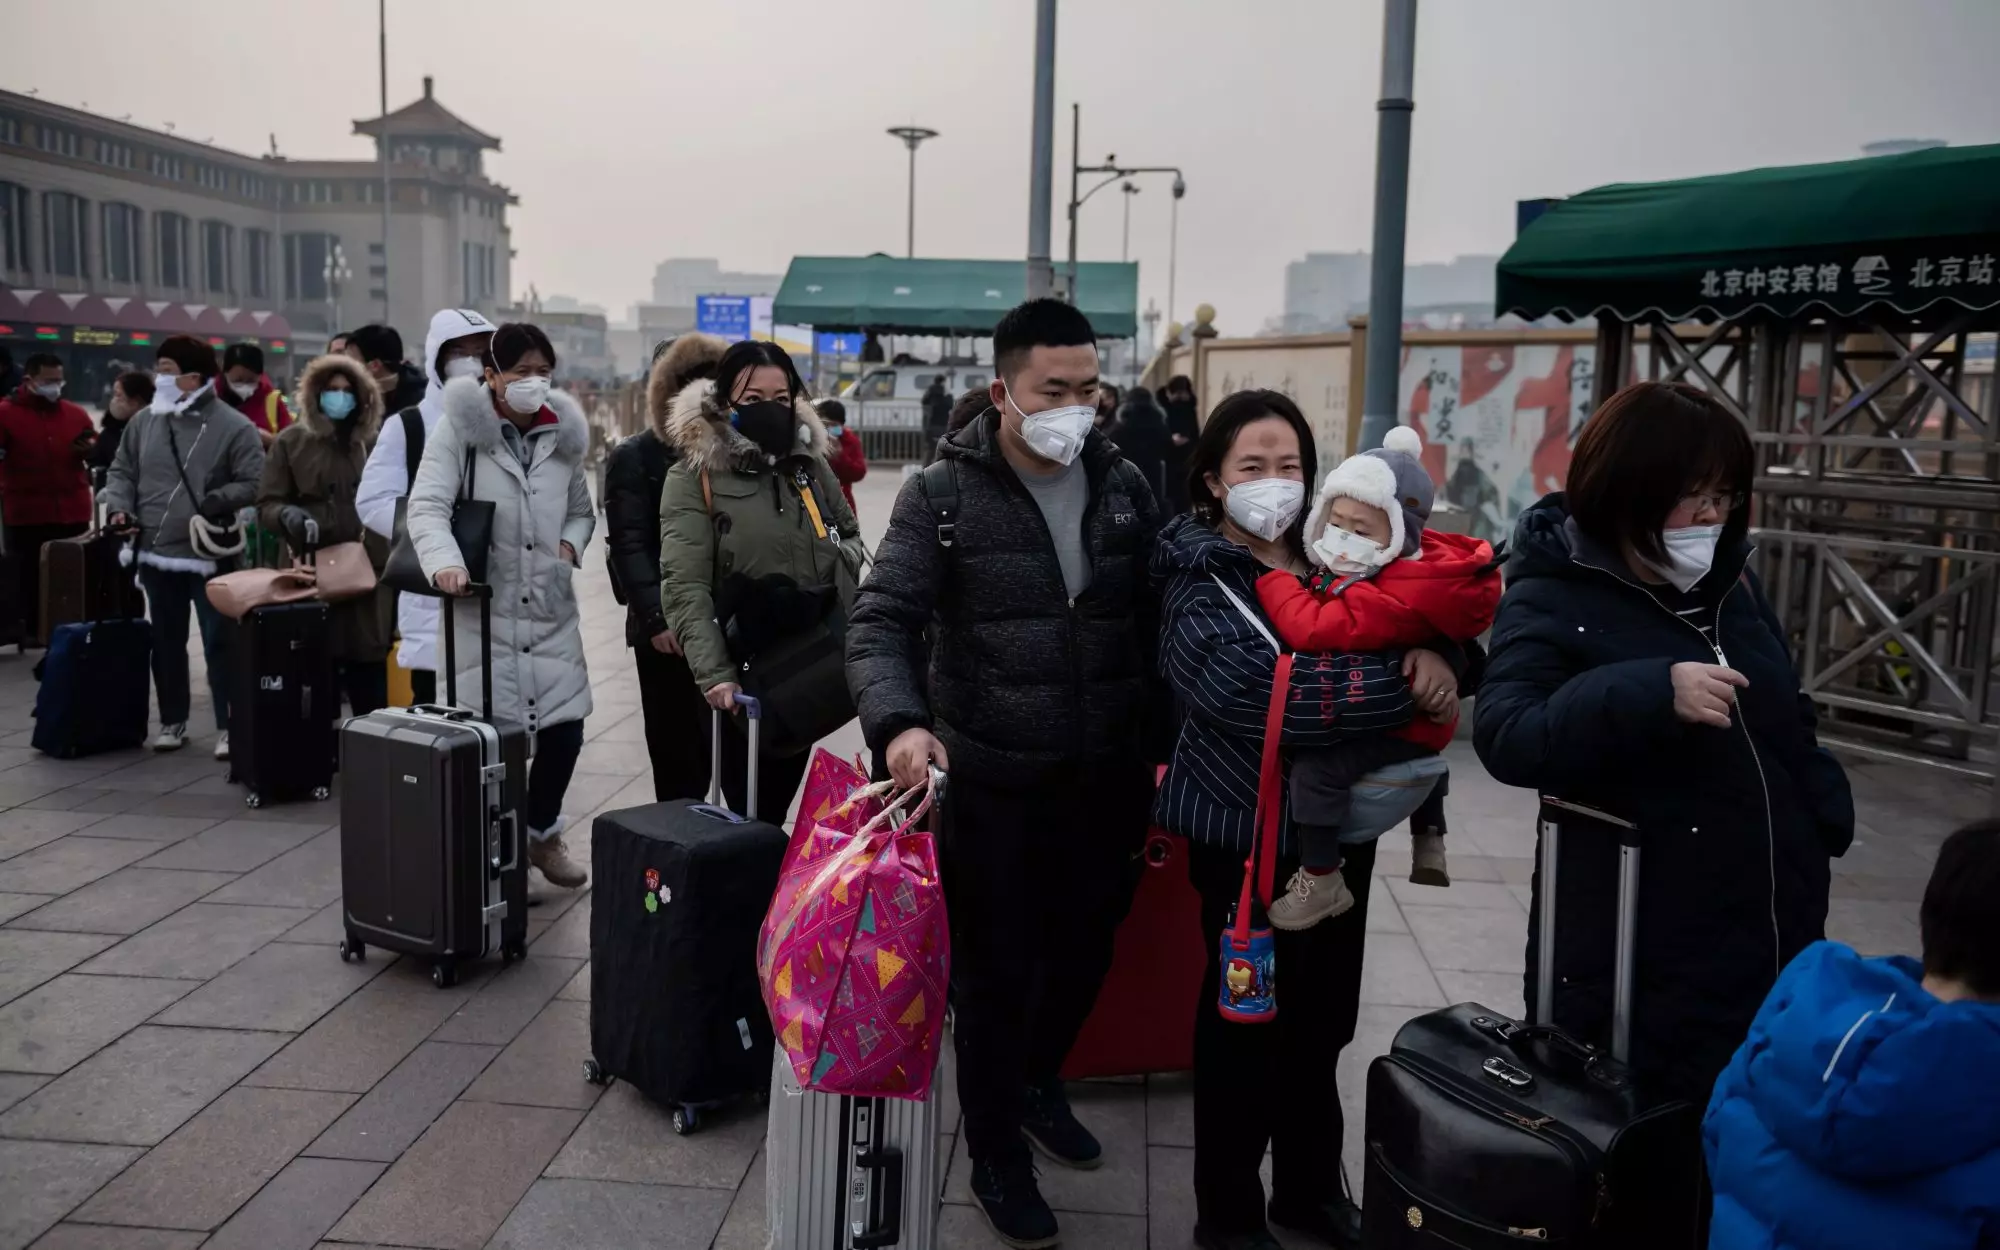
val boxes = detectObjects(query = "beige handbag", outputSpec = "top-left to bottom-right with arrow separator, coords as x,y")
310,541 -> 379,602
204,566 -> 317,620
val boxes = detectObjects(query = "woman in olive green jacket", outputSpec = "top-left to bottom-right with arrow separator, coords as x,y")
658,340 -> 863,817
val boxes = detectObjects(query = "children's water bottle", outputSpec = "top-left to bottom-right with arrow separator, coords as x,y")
1217,904 -> 1277,1023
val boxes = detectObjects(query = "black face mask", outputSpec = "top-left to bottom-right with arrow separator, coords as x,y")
732,400 -> 797,459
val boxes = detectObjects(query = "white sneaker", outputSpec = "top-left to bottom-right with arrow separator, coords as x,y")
1268,867 -> 1356,931
152,723 -> 189,752
214,731 -> 231,761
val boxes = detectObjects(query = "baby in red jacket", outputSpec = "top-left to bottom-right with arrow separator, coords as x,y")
1255,426 -> 1501,930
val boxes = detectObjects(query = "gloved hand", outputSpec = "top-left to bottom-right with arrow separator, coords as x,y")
278,505 -> 315,548
196,491 -> 238,524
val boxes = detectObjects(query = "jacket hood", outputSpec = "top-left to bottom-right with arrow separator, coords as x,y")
297,354 -> 384,439
440,375 -> 588,463
664,377 -> 827,473
1735,941 -> 2000,1179
419,307 -> 498,424
646,334 -> 727,442
1151,511 -> 1261,582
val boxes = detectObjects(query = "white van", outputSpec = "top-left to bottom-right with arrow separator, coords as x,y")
838,364 -> 990,432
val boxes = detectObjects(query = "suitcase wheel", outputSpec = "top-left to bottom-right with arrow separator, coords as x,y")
500,937 -> 526,963
244,792 -> 263,810
311,786 -> 330,801
670,1105 -> 700,1136
337,934 -> 366,963
431,960 -> 458,989
581,1057 -> 610,1087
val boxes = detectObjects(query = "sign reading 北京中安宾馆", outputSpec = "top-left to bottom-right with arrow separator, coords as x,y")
1684,249 -> 1996,318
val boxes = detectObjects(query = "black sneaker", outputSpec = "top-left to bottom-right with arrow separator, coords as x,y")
1193,1226 -> 1282,1250
1269,1196 -> 1364,1248
1021,1081 -> 1103,1170
970,1156 -> 1061,1249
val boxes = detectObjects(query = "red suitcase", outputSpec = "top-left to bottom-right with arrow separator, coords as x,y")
1061,823 -> 1206,1079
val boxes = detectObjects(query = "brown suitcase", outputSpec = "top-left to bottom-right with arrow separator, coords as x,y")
39,530 -> 146,643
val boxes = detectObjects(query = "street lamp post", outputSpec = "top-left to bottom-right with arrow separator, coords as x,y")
1120,181 -> 1139,263
1358,0 -> 1419,452
377,0 -> 391,323
886,126 -> 939,259
1026,0 -> 1058,299
1063,104 -> 1184,313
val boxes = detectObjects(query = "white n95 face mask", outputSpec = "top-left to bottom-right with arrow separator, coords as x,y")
1005,386 -> 1094,466
503,377 -> 551,415
1644,523 -> 1724,593
1311,525 -> 1395,577
151,375 -> 202,415
1224,477 -> 1306,542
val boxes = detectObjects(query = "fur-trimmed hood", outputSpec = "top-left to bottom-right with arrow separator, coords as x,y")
297,353 -> 384,439
646,333 -> 727,442
665,377 -> 829,474
440,374 -> 588,463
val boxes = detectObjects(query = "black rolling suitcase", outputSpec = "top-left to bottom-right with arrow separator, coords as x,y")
1361,798 -> 1704,1249
230,600 -> 336,809
336,585 -> 528,988
584,698 -> 788,1134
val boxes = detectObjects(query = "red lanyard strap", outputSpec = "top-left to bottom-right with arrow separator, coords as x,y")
1232,651 -> 1293,945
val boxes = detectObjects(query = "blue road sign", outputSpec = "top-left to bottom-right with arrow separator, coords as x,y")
815,332 -> 866,356
696,295 -> 751,340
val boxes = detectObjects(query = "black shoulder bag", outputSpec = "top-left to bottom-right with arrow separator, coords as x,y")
382,439 -> 496,596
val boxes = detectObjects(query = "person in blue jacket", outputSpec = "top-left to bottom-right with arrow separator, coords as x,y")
1705,818 -> 2000,1249
1474,381 -> 1855,1106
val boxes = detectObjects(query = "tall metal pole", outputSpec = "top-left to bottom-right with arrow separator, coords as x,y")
377,0 -> 391,324
1359,0 -> 1418,451
1065,103 -> 1080,302
1121,182 -> 1136,263
1167,191 -> 1180,328
1025,0 -> 1058,300
906,143 -> 916,258
887,127 -> 938,259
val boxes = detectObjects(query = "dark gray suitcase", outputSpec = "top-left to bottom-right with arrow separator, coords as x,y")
336,585 -> 528,987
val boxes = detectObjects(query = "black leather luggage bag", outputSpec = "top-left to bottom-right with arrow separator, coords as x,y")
1361,798 -> 1704,1249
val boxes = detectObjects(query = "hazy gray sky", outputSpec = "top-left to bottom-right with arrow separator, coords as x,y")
13,0 -> 1999,334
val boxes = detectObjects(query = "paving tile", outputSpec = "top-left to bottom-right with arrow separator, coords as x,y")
546,1079 -> 763,1189
326,1100 -> 583,1250
202,829 -> 342,910
0,1139 -> 144,1250
1,868 -> 235,936
61,813 -> 219,845
460,999 -> 601,1110
0,835 -> 159,895
78,902 -> 313,980
1434,969 -> 1527,1018
938,1203 -> 1145,1249
135,820 -> 323,873
1145,1144 -> 1198,1248
0,973 -> 196,1074
18,787 -> 151,815
304,1041 -> 499,1162
0,893 -> 55,925
0,809 -> 105,860
1384,874 -> 1528,912
272,898 -> 345,946
24,1227 -> 205,1250
1827,897 -> 1922,957
145,792 -> 290,822
0,776 -> 68,808
0,929 -> 119,1006
943,1082 -> 1147,1216
1146,1072 -> 1194,1147
71,1086 -> 355,1232
1363,884 -> 1407,934
1358,932 -> 1449,1008
0,1071 -> 48,1115
202,1157 -> 384,1250
525,874 -> 588,922
528,891 -> 591,958
89,757 -> 222,795
555,961 -> 590,1001
153,938 -> 386,1032
1401,903 -> 1529,973
245,968 -> 485,1094
487,1177 -> 732,1250
429,954 -> 583,1046
710,1147 -> 768,1250
0,1024 -> 291,1145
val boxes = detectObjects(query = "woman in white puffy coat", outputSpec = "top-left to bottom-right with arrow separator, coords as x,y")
407,322 -> 595,889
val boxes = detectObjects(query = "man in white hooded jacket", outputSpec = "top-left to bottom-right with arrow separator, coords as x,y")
356,308 -> 496,703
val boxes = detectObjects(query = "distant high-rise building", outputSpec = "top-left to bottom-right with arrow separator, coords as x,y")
650,257 -> 781,308
1281,251 -> 1499,333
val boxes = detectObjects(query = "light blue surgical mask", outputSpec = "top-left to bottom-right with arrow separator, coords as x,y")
320,390 -> 357,421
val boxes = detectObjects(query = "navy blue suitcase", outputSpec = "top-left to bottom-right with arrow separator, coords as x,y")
33,619 -> 152,757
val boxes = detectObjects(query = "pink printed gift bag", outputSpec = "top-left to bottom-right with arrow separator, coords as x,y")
791,748 -> 892,843
758,777 -> 949,1101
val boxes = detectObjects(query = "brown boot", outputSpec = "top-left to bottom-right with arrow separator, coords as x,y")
1410,831 -> 1450,887
528,821 -> 588,889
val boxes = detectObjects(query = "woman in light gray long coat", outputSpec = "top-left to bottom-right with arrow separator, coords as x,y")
407,322 -> 595,889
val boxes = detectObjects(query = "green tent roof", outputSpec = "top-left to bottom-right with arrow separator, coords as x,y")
1497,144 -> 2000,323
773,256 -> 1139,337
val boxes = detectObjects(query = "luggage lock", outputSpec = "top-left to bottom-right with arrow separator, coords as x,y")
1480,1056 -> 1535,1092
489,808 -> 521,873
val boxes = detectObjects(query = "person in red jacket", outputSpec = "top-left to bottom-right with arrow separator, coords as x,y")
1254,425 -> 1501,929
814,397 -> 868,514
0,353 -> 96,641
220,343 -> 293,449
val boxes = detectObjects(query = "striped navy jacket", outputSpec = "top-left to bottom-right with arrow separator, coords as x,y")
1152,514 -> 1416,857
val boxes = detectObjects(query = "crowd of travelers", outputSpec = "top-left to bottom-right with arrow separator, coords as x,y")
3,295 -> 1993,1250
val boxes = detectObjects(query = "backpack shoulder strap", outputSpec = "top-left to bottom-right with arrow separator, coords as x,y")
917,457 -> 960,548
262,390 -> 282,432
399,407 -> 424,486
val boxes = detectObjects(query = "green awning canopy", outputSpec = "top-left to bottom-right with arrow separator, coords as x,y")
774,256 -> 1139,337
1497,144 -> 2000,323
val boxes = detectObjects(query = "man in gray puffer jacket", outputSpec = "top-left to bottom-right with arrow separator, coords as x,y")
103,335 -> 265,756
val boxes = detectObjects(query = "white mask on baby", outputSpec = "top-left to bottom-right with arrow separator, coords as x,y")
1310,525 -> 1396,577
1643,524 -> 1723,593
1223,477 -> 1306,542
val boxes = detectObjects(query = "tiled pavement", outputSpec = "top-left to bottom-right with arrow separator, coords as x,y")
0,469 -> 1984,1250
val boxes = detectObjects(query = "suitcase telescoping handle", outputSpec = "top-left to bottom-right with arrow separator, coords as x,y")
703,695 -> 762,819
1535,798 -> 1641,1063
439,582 -> 496,721
847,1096 -> 905,1250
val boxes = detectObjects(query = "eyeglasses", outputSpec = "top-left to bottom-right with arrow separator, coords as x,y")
1678,490 -> 1745,515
